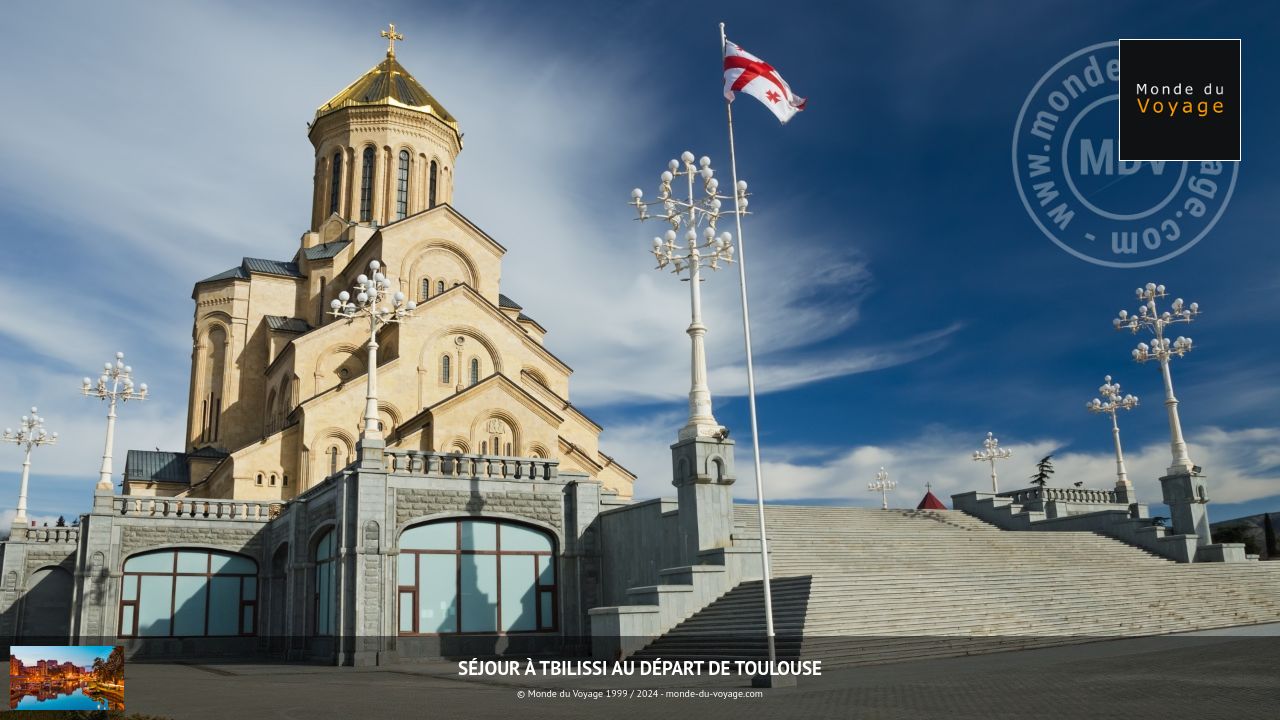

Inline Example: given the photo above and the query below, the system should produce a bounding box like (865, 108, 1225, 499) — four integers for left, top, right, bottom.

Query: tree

(1265, 513, 1277, 560)
(55, 516, 65, 527)
(1030, 455, 1056, 488)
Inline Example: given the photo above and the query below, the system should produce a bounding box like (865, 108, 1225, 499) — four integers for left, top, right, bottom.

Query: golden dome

(316, 54, 458, 130)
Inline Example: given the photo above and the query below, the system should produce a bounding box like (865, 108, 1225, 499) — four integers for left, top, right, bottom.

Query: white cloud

(602, 412, 1280, 508)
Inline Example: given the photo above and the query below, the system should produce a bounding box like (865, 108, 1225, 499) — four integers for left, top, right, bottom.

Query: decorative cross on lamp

(972, 431, 1012, 493)
(1087, 374, 1139, 502)
(330, 260, 415, 443)
(868, 467, 896, 510)
(82, 352, 147, 491)
(630, 151, 745, 441)
(381, 23, 404, 57)
(1114, 283, 1199, 476)
(3, 407, 57, 522)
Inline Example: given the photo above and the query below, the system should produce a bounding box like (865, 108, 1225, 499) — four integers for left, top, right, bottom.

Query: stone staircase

(631, 505, 1280, 667)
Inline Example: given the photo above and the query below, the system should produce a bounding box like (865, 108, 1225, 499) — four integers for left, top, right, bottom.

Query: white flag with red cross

(722, 39, 807, 124)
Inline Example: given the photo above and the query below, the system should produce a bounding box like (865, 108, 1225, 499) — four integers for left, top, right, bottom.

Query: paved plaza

(121, 627, 1280, 719)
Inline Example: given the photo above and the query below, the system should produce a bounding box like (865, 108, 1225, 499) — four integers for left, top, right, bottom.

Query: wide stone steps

(631, 506, 1280, 666)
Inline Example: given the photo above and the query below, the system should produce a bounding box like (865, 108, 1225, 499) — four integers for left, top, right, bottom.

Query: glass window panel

(243, 577, 257, 601)
(122, 575, 138, 601)
(460, 521, 496, 551)
(121, 605, 135, 636)
(173, 576, 208, 636)
(397, 554, 415, 585)
(177, 551, 208, 574)
(317, 564, 332, 635)
(540, 592, 554, 629)
(460, 554, 497, 632)
(211, 553, 256, 575)
(242, 605, 254, 634)
(137, 576, 173, 636)
(502, 524, 553, 553)
(538, 555, 555, 586)
(208, 576, 240, 636)
(315, 531, 333, 561)
(124, 551, 174, 573)
(500, 556, 536, 632)
(400, 522, 456, 551)
(419, 554, 457, 633)
(399, 592, 414, 633)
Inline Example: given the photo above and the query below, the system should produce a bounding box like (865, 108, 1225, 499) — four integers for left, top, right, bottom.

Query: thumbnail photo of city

(9, 646, 124, 711)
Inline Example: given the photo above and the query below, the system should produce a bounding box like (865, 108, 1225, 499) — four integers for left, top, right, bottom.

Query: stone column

(670, 436, 736, 566)
(1160, 471, 1212, 546)
(349, 438, 390, 666)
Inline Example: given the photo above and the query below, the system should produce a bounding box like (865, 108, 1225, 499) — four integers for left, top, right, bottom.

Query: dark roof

(265, 316, 311, 334)
(188, 446, 229, 459)
(242, 257, 303, 277)
(498, 294, 523, 310)
(124, 450, 188, 485)
(196, 257, 302, 287)
(198, 266, 248, 284)
(303, 240, 351, 261)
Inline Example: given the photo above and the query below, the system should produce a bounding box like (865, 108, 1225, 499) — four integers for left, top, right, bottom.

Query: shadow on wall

(19, 566, 73, 643)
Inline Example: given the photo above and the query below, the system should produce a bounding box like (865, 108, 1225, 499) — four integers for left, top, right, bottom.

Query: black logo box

(1119, 39, 1240, 162)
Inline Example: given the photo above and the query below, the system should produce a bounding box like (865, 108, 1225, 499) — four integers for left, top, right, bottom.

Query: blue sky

(11, 645, 113, 669)
(0, 1, 1276, 523)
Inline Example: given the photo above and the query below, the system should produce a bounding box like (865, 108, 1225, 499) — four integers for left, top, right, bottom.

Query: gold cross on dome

(381, 23, 404, 57)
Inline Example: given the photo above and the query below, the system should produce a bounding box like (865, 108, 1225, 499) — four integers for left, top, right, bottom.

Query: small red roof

(917, 491, 947, 510)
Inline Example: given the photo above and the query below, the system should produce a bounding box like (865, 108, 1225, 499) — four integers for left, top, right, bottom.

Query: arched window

(397, 519, 556, 634)
(359, 147, 375, 223)
(420, 278, 431, 302)
(119, 549, 256, 637)
(256, 473, 264, 486)
(329, 151, 342, 215)
(396, 150, 410, 220)
(269, 474, 277, 487)
(283, 474, 289, 487)
(328, 446, 340, 476)
(440, 355, 451, 384)
(436, 279, 445, 295)
(203, 326, 227, 442)
(505, 442, 513, 456)
(428, 160, 439, 208)
(480, 441, 487, 454)
(314, 529, 337, 635)
(470, 358, 480, 386)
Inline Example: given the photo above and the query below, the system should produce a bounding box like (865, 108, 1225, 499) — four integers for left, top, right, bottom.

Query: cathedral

(124, 32, 634, 501)
(0, 28, 751, 665)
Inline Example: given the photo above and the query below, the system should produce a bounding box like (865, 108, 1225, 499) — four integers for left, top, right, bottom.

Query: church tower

(307, 24, 461, 231)
(164, 25, 636, 502)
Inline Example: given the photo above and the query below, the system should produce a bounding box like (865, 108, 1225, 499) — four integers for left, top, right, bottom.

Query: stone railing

(999, 486, 1119, 505)
(12, 526, 80, 544)
(385, 450, 558, 481)
(112, 496, 281, 522)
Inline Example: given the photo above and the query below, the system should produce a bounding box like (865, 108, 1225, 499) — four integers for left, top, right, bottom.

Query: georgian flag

(723, 40, 807, 124)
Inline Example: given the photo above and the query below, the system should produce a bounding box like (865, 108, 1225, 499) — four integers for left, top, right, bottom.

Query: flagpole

(720, 20, 778, 675)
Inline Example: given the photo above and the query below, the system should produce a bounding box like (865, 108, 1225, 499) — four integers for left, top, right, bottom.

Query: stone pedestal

(670, 435, 736, 564)
(1159, 471, 1212, 547)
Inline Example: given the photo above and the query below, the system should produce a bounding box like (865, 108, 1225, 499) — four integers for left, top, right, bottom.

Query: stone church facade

(0, 37, 753, 664)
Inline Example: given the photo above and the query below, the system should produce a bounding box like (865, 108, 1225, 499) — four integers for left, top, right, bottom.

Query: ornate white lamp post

(1114, 283, 1199, 476)
(3, 407, 57, 522)
(1087, 375, 1139, 503)
(868, 467, 896, 510)
(972, 432, 1012, 493)
(631, 151, 741, 440)
(82, 352, 147, 491)
(330, 260, 415, 443)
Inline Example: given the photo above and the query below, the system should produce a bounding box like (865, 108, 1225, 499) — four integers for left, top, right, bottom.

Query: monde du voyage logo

(1012, 41, 1240, 268)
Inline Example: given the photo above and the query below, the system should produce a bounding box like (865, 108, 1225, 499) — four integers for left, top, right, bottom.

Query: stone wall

(119, 524, 263, 558)
(394, 487, 563, 532)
